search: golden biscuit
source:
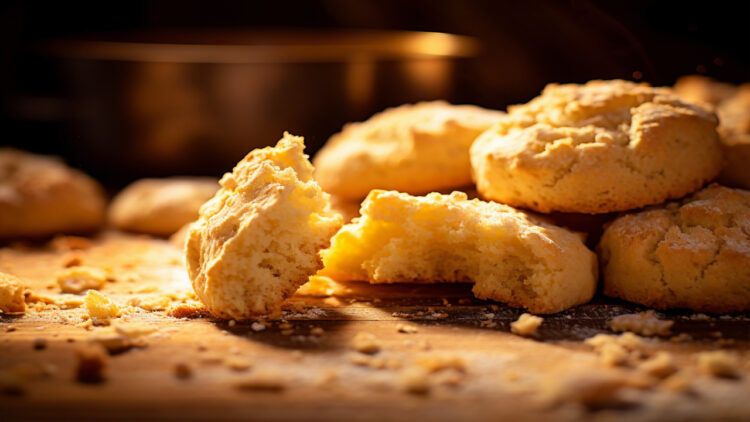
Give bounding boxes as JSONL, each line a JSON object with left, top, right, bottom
{"left": 0, "top": 149, "right": 105, "bottom": 238}
{"left": 471, "top": 80, "right": 723, "bottom": 214}
{"left": 185, "top": 133, "right": 342, "bottom": 318}
{"left": 314, "top": 101, "right": 503, "bottom": 200}
{"left": 716, "top": 85, "right": 750, "bottom": 189}
{"left": 599, "top": 184, "right": 750, "bottom": 313}
{"left": 320, "top": 190, "right": 597, "bottom": 314}
{"left": 109, "top": 177, "right": 218, "bottom": 236}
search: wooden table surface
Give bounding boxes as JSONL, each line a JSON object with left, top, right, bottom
{"left": 1, "top": 233, "right": 749, "bottom": 422}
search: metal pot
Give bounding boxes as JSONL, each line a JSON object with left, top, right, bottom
{"left": 40, "top": 29, "right": 477, "bottom": 185}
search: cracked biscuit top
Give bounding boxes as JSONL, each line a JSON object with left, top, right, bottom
{"left": 314, "top": 101, "right": 504, "bottom": 200}
{"left": 470, "top": 80, "right": 723, "bottom": 214}
{"left": 185, "top": 133, "right": 342, "bottom": 319}
{"left": 599, "top": 184, "right": 750, "bottom": 313}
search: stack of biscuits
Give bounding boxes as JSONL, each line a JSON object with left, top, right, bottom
{"left": 1, "top": 78, "right": 748, "bottom": 319}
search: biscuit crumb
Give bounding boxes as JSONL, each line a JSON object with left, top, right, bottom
{"left": 697, "top": 351, "right": 740, "bottom": 378}
{"left": 234, "top": 371, "right": 286, "bottom": 392}
{"left": 349, "top": 353, "right": 402, "bottom": 370}
{"left": 0, "top": 272, "right": 27, "bottom": 315}
{"left": 400, "top": 367, "right": 430, "bottom": 395}
{"left": 75, "top": 343, "right": 107, "bottom": 383}
{"left": 310, "top": 327, "right": 325, "bottom": 336}
{"left": 351, "top": 332, "right": 380, "bottom": 354}
{"left": 84, "top": 290, "right": 121, "bottom": 320}
{"left": 251, "top": 322, "right": 266, "bottom": 332}
{"left": 510, "top": 313, "right": 543, "bottom": 336}
{"left": 396, "top": 323, "right": 418, "bottom": 334}
{"left": 608, "top": 310, "right": 673, "bottom": 336}
{"left": 225, "top": 357, "right": 253, "bottom": 372}
{"left": 414, "top": 355, "right": 466, "bottom": 373}
{"left": 585, "top": 333, "right": 645, "bottom": 367}
{"left": 541, "top": 370, "right": 653, "bottom": 408}
{"left": 638, "top": 352, "right": 677, "bottom": 378}
{"left": 56, "top": 266, "right": 107, "bottom": 294}
{"left": 32, "top": 338, "right": 47, "bottom": 350}
{"left": 167, "top": 302, "right": 208, "bottom": 319}
{"left": 174, "top": 362, "right": 193, "bottom": 379}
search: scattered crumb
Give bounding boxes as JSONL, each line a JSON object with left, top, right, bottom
{"left": 56, "top": 266, "right": 108, "bottom": 294}
{"left": 75, "top": 343, "right": 107, "bottom": 383}
{"left": 541, "top": 370, "right": 653, "bottom": 408}
{"left": 62, "top": 254, "right": 83, "bottom": 268}
{"left": 228, "top": 320, "right": 236, "bottom": 327}
{"left": 457, "top": 298, "right": 472, "bottom": 305}
{"left": 400, "top": 367, "right": 430, "bottom": 395}
{"left": 251, "top": 322, "right": 266, "bottom": 332}
{"left": 510, "top": 313, "right": 543, "bottom": 337}
{"left": 414, "top": 355, "right": 466, "bottom": 374}
{"left": 661, "top": 371, "right": 693, "bottom": 393}
{"left": 174, "top": 362, "right": 193, "bottom": 379}
{"left": 396, "top": 323, "right": 418, "bottom": 334}
{"left": 670, "top": 333, "right": 692, "bottom": 343}
{"left": 310, "top": 327, "right": 325, "bottom": 336}
{"left": 278, "top": 322, "right": 293, "bottom": 330}
{"left": 167, "top": 302, "right": 208, "bottom": 318}
{"left": 84, "top": 290, "right": 121, "bottom": 320}
{"left": 234, "top": 371, "right": 286, "bottom": 392}
{"left": 697, "top": 351, "right": 740, "bottom": 378}
{"left": 225, "top": 356, "right": 253, "bottom": 372}
{"left": 638, "top": 352, "right": 677, "bottom": 378}
{"left": 199, "top": 352, "right": 225, "bottom": 365}
{"left": 608, "top": 310, "right": 673, "bottom": 336}
{"left": 585, "top": 333, "right": 645, "bottom": 367}
{"left": 0, "top": 272, "right": 27, "bottom": 315}
{"left": 349, "top": 353, "right": 402, "bottom": 370}
{"left": 315, "top": 369, "right": 338, "bottom": 388}
{"left": 351, "top": 332, "right": 380, "bottom": 354}
{"left": 5, "top": 325, "right": 16, "bottom": 332}
{"left": 32, "top": 338, "right": 47, "bottom": 350}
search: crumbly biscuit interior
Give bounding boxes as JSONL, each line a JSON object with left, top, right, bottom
{"left": 321, "top": 190, "right": 595, "bottom": 313}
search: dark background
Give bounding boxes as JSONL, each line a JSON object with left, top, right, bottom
{"left": 1, "top": 0, "right": 748, "bottom": 185}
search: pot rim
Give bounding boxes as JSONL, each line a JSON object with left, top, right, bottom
{"left": 41, "top": 28, "right": 478, "bottom": 64}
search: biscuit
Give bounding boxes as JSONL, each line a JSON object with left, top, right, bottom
{"left": 185, "top": 133, "right": 342, "bottom": 319}
{"left": 319, "top": 190, "right": 597, "bottom": 314}
{"left": 109, "top": 177, "right": 218, "bottom": 236}
{"left": 715, "top": 85, "right": 750, "bottom": 189}
{"left": 673, "top": 75, "right": 737, "bottom": 107}
{"left": 0, "top": 149, "right": 106, "bottom": 238}
{"left": 313, "top": 101, "right": 504, "bottom": 200}
{"left": 0, "top": 272, "right": 26, "bottom": 314}
{"left": 470, "top": 80, "right": 723, "bottom": 214}
{"left": 599, "top": 184, "right": 750, "bottom": 313}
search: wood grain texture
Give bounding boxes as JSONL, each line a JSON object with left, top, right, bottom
{"left": 1, "top": 233, "right": 749, "bottom": 422}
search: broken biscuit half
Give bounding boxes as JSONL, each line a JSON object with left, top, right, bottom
{"left": 185, "top": 133, "right": 342, "bottom": 319}
{"left": 319, "top": 190, "right": 597, "bottom": 314}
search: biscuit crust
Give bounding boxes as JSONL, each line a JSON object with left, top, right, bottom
{"left": 0, "top": 149, "right": 106, "bottom": 238}
{"left": 109, "top": 177, "right": 218, "bottom": 236}
{"left": 314, "top": 101, "right": 503, "bottom": 200}
{"left": 185, "top": 133, "right": 342, "bottom": 319}
{"left": 599, "top": 184, "right": 750, "bottom": 313}
{"left": 320, "top": 190, "right": 597, "bottom": 314}
{"left": 470, "top": 80, "right": 723, "bottom": 214}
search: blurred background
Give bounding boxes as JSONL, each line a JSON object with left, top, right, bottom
{"left": 1, "top": 0, "right": 748, "bottom": 187}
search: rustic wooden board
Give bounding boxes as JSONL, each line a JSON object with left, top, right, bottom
{"left": 1, "top": 233, "right": 749, "bottom": 422}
